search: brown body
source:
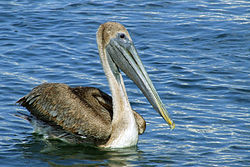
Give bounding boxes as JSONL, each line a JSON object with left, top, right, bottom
{"left": 17, "top": 83, "right": 146, "bottom": 145}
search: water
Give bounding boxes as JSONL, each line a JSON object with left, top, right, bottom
{"left": 0, "top": 0, "right": 249, "bottom": 166}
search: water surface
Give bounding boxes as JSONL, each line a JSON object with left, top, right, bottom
{"left": 0, "top": 0, "right": 249, "bottom": 166}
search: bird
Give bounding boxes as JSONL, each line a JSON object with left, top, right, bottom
{"left": 17, "top": 22, "right": 175, "bottom": 148}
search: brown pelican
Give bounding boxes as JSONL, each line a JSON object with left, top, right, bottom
{"left": 17, "top": 22, "right": 175, "bottom": 148}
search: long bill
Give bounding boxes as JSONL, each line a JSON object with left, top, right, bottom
{"left": 106, "top": 37, "right": 175, "bottom": 129}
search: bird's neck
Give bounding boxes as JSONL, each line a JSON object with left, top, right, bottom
{"left": 101, "top": 54, "right": 138, "bottom": 148}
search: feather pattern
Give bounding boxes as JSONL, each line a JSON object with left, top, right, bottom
{"left": 17, "top": 83, "right": 146, "bottom": 145}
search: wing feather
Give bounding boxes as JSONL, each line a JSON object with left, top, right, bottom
{"left": 17, "top": 83, "right": 112, "bottom": 143}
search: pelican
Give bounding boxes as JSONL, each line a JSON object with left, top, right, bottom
{"left": 17, "top": 22, "right": 174, "bottom": 148}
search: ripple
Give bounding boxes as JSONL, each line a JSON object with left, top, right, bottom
{"left": 0, "top": 0, "right": 249, "bottom": 166}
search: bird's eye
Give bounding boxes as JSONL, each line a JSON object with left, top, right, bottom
{"left": 120, "top": 33, "right": 125, "bottom": 39}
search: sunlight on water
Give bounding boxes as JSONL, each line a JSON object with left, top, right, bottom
{"left": 0, "top": 0, "right": 249, "bottom": 166}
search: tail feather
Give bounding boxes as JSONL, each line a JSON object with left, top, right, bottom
{"left": 16, "top": 97, "right": 26, "bottom": 106}
{"left": 14, "top": 111, "right": 32, "bottom": 121}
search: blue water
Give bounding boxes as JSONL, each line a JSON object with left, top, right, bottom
{"left": 0, "top": 0, "right": 249, "bottom": 166}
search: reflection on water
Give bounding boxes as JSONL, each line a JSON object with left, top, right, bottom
{"left": 17, "top": 134, "right": 144, "bottom": 167}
